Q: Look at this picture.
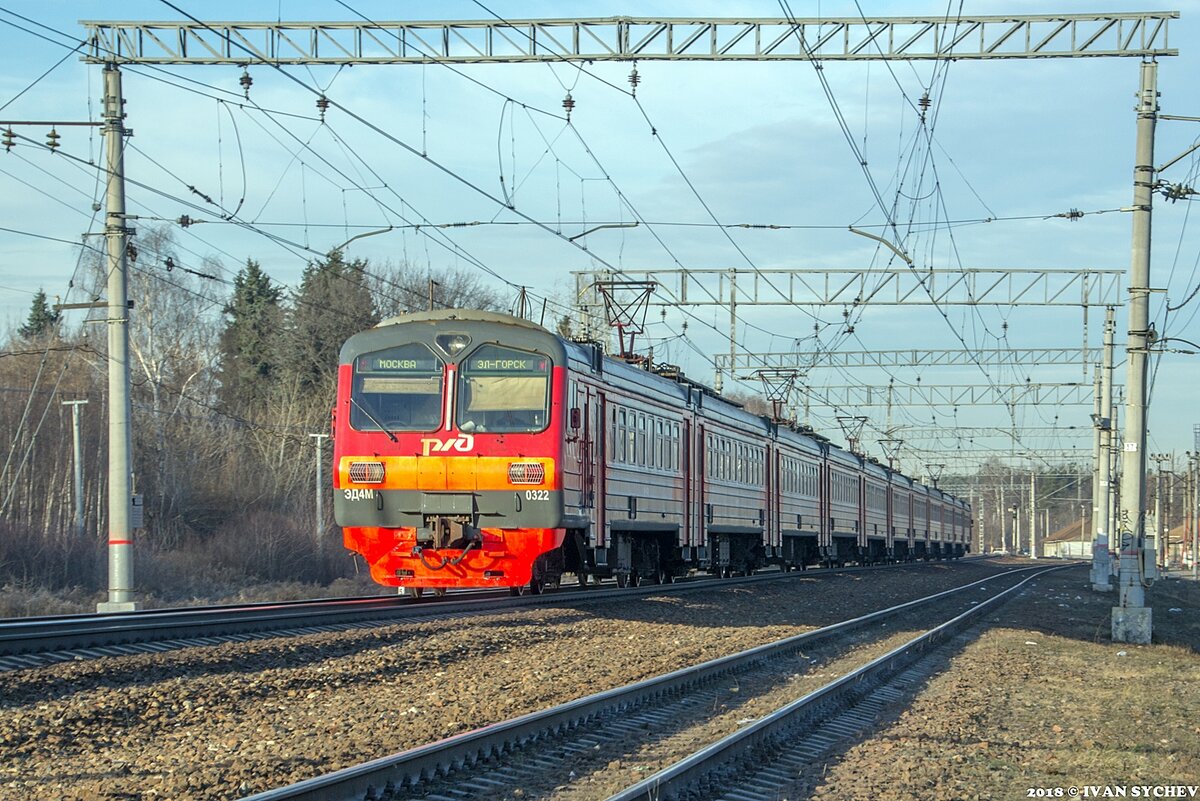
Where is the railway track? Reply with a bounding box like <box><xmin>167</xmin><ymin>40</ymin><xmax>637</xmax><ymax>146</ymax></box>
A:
<box><xmin>0</xmin><ymin>557</ymin><xmax>990</xmax><ymax>672</ymax></box>
<box><xmin>239</xmin><ymin>564</ymin><xmax>1060</xmax><ymax>801</ymax></box>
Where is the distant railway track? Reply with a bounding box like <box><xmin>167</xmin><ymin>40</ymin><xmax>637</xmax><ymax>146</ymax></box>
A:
<box><xmin>0</xmin><ymin>557</ymin><xmax>989</xmax><ymax>672</ymax></box>
<box><xmin>239</xmin><ymin>563</ymin><xmax>1059</xmax><ymax>801</ymax></box>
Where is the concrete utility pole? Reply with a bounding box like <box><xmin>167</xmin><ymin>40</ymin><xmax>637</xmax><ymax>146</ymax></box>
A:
<box><xmin>97</xmin><ymin>64</ymin><xmax>139</xmax><ymax>614</ymax></box>
<box><xmin>1113</xmin><ymin>60</ymin><xmax>1157</xmax><ymax>644</ymax></box>
<box><xmin>1093</xmin><ymin>308</ymin><xmax>1117</xmax><ymax>590</ymax></box>
<box><xmin>1152</xmin><ymin>453</ymin><xmax>1170</xmax><ymax>569</ymax></box>
<box><xmin>1090</xmin><ymin>363</ymin><xmax>1103</xmax><ymax>541</ymax></box>
<box><xmin>1191</xmin><ymin>453</ymin><xmax>1199</xmax><ymax>579</ymax></box>
<box><xmin>62</xmin><ymin>399</ymin><xmax>88</xmax><ymax>540</ymax></box>
<box><xmin>310</xmin><ymin>433</ymin><xmax>329</xmax><ymax>557</ymax></box>
<box><xmin>1029</xmin><ymin>471</ymin><xmax>1037</xmax><ymax>558</ymax></box>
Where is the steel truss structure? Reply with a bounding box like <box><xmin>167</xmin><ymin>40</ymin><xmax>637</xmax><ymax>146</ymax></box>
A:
<box><xmin>803</xmin><ymin>382</ymin><xmax>1095</xmax><ymax>406</ymax></box>
<box><xmin>716</xmin><ymin>347</ymin><xmax>1091</xmax><ymax>373</ymax></box>
<box><xmin>82</xmin><ymin>13</ymin><xmax>1177</xmax><ymax>65</ymax></box>
<box><xmin>895</xmin><ymin>425</ymin><xmax>1093</xmax><ymax>440</ymax></box>
<box><xmin>575</xmin><ymin>268</ymin><xmax>1124</xmax><ymax>309</ymax></box>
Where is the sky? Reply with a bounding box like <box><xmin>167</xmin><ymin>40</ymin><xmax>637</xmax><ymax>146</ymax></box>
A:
<box><xmin>1</xmin><ymin>1</ymin><xmax>1199</xmax><ymax>478</ymax></box>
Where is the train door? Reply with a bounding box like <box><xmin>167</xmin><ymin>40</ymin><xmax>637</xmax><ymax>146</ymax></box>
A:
<box><xmin>579</xmin><ymin>383</ymin><xmax>595</xmax><ymax>512</ymax></box>
<box><xmin>594</xmin><ymin>391</ymin><xmax>607</xmax><ymax>548</ymax></box>
<box><xmin>818</xmin><ymin>458</ymin><xmax>830</xmax><ymax>559</ymax></box>
<box><xmin>768</xmin><ymin>444</ymin><xmax>780</xmax><ymax>553</ymax></box>
<box><xmin>681</xmin><ymin>416</ymin><xmax>693</xmax><ymax>549</ymax></box>
<box><xmin>886</xmin><ymin>483</ymin><xmax>895</xmax><ymax>558</ymax></box>
<box><xmin>858</xmin><ymin>475</ymin><xmax>868</xmax><ymax>550</ymax></box>
<box><xmin>696</xmin><ymin>422</ymin><xmax>707</xmax><ymax>555</ymax></box>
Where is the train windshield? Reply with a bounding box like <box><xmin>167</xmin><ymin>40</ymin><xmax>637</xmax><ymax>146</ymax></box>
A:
<box><xmin>350</xmin><ymin>343</ymin><xmax>444</xmax><ymax>432</ymax></box>
<box><xmin>456</xmin><ymin>344</ymin><xmax>550</xmax><ymax>433</ymax></box>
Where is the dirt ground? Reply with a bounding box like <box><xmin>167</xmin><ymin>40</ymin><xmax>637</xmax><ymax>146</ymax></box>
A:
<box><xmin>803</xmin><ymin>566</ymin><xmax>1200</xmax><ymax>801</ymax></box>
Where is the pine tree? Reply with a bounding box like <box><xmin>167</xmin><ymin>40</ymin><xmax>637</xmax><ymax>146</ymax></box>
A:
<box><xmin>18</xmin><ymin>289</ymin><xmax>60</xmax><ymax>339</ymax></box>
<box><xmin>217</xmin><ymin>260</ymin><xmax>283</xmax><ymax>411</ymax></box>
<box><xmin>282</xmin><ymin>250</ymin><xmax>379</xmax><ymax>392</ymax></box>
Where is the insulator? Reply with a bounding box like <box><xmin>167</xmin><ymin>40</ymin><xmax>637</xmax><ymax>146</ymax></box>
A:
<box><xmin>918</xmin><ymin>92</ymin><xmax>931</xmax><ymax>111</ymax></box>
<box><xmin>562</xmin><ymin>93</ymin><xmax>575</xmax><ymax>119</ymax></box>
<box><xmin>239</xmin><ymin>69</ymin><xmax>253</xmax><ymax>99</ymax></box>
<box><xmin>177</xmin><ymin>214</ymin><xmax>194</xmax><ymax>228</ymax></box>
<box><xmin>126</xmin><ymin>242</ymin><xmax>138</xmax><ymax>263</ymax></box>
<box><xmin>45</xmin><ymin>127</ymin><xmax>61</xmax><ymax>151</ymax></box>
<box><xmin>316</xmin><ymin>94</ymin><xmax>331</xmax><ymax>120</ymax></box>
<box><xmin>2</xmin><ymin>127</ymin><xmax>14</xmax><ymax>152</ymax></box>
<box><xmin>629</xmin><ymin>66</ymin><xmax>640</xmax><ymax>93</ymax></box>
<box><xmin>165</xmin><ymin>256</ymin><xmax>175</xmax><ymax>272</ymax></box>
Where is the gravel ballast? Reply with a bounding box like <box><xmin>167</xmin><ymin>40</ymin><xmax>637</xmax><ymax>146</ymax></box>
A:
<box><xmin>1</xmin><ymin>561</ymin><xmax>1031</xmax><ymax>800</ymax></box>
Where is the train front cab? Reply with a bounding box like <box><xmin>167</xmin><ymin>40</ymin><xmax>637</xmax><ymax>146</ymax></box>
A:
<box><xmin>332</xmin><ymin>312</ymin><xmax>576</xmax><ymax>594</ymax></box>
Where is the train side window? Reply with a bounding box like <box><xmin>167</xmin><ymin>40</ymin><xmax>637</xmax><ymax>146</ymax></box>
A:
<box><xmin>617</xmin><ymin>409</ymin><xmax>627</xmax><ymax>463</ymax></box>
<box><xmin>655</xmin><ymin>419</ymin><xmax>664</xmax><ymax>469</ymax></box>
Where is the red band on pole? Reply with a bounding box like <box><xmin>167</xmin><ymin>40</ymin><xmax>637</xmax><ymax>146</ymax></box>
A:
<box><xmin>108</xmin><ymin>539</ymin><xmax>133</xmax><ymax>545</ymax></box>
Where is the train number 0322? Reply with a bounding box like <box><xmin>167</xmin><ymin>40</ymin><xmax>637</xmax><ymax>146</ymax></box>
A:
<box><xmin>524</xmin><ymin>490</ymin><xmax>550</xmax><ymax>501</ymax></box>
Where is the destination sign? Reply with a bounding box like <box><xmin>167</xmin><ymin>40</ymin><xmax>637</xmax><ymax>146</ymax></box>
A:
<box><xmin>466</xmin><ymin>345</ymin><xmax>549</xmax><ymax>374</ymax></box>
<box><xmin>356</xmin><ymin>343</ymin><xmax>442</xmax><ymax>374</ymax></box>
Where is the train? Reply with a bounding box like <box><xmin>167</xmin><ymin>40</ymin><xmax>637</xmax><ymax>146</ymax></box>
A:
<box><xmin>331</xmin><ymin>310</ymin><xmax>972</xmax><ymax>595</ymax></box>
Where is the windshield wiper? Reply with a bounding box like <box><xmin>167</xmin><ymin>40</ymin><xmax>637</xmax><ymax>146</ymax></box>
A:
<box><xmin>349</xmin><ymin>396</ymin><xmax>398</xmax><ymax>443</ymax></box>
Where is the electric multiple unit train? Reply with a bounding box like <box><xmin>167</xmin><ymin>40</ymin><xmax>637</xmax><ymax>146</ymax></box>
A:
<box><xmin>332</xmin><ymin>310</ymin><xmax>972</xmax><ymax>594</ymax></box>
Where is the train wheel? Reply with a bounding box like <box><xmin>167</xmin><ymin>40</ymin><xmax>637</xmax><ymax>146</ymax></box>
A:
<box><xmin>654</xmin><ymin>566</ymin><xmax>669</xmax><ymax>585</ymax></box>
<box><xmin>412</xmin><ymin>587</ymin><xmax>425</xmax><ymax>599</ymax></box>
<box><xmin>433</xmin><ymin>588</ymin><xmax>447</xmax><ymax>598</ymax></box>
<box><xmin>528</xmin><ymin>576</ymin><xmax>544</xmax><ymax>595</ymax></box>
<box><xmin>628</xmin><ymin>571</ymin><xmax>640</xmax><ymax>588</ymax></box>
<box><xmin>616</xmin><ymin>573</ymin><xmax>628</xmax><ymax>589</ymax></box>
<box><xmin>509</xmin><ymin>585</ymin><xmax>525</xmax><ymax>597</ymax></box>
<box><xmin>576</xmin><ymin>571</ymin><xmax>588</xmax><ymax>590</ymax></box>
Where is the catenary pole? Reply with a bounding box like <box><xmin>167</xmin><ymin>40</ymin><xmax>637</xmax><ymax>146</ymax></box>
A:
<box><xmin>1113</xmin><ymin>60</ymin><xmax>1157</xmax><ymax>643</ymax></box>
<box><xmin>1029</xmin><ymin>471</ymin><xmax>1037</xmax><ymax>558</ymax></box>
<box><xmin>97</xmin><ymin>64</ymin><xmax>139</xmax><ymax>613</ymax></box>
<box><xmin>1192</xmin><ymin>454</ymin><xmax>1199</xmax><ymax>579</ymax></box>
<box><xmin>310</xmin><ymin>433</ymin><xmax>329</xmax><ymax>557</ymax></box>
<box><xmin>1090</xmin><ymin>363</ymin><xmax>1102</xmax><ymax>549</ymax></box>
<box><xmin>62</xmin><ymin>399</ymin><xmax>88</xmax><ymax>540</ymax></box>
<box><xmin>1094</xmin><ymin>308</ymin><xmax>1116</xmax><ymax>590</ymax></box>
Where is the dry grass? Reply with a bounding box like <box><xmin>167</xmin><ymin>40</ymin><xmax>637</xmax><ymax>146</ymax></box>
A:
<box><xmin>807</xmin><ymin>567</ymin><xmax>1200</xmax><ymax>801</ymax></box>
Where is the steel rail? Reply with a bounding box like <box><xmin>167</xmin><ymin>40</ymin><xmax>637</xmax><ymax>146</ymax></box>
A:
<box><xmin>604</xmin><ymin>564</ymin><xmax>1068</xmax><ymax>801</ymax></box>
<box><xmin>0</xmin><ymin>557</ymin><xmax>986</xmax><ymax>669</ymax></box>
<box><xmin>238</xmin><ymin>563</ymin><xmax>1045</xmax><ymax>801</ymax></box>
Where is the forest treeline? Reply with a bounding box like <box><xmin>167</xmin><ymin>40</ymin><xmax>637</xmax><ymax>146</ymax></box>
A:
<box><xmin>0</xmin><ymin>225</ymin><xmax>503</xmax><ymax>602</ymax></box>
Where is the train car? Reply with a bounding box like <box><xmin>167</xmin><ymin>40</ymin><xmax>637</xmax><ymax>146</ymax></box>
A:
<box><xmin>332</xmin><ymin>310</ymin><xmax>972</xmax><ymax>594</ymax></box>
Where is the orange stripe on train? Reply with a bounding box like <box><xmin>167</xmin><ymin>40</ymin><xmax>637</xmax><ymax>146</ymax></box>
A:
<box><xmin>337</xmin><ymin>456</ymin><xmax>557</xmax><ymax>492</ymax></box>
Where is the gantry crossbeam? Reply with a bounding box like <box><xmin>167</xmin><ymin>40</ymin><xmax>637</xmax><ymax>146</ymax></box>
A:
<box><xmin>804</xmin><ymin>382</ymin><xmax>1095</xmax><ymax>406</ymax></box>
<box><xmin>895</xmin><ymin>425</ymin><xmax>1093</xmax><ymax>440</ymax></box>
<box><xmin>717</xmin><ymin>347</ymin><xmax>1090</xmax><ymax>372</ymax></box>
<box><xmin>81</xmin><ymin>13</ymin><xmax>1177</xmax><ymax>65</ymax></box>
<box><xmin>575</xmin><ymin>268</ymin><xmax>1124</xmax><ymax>308</ymax></box>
